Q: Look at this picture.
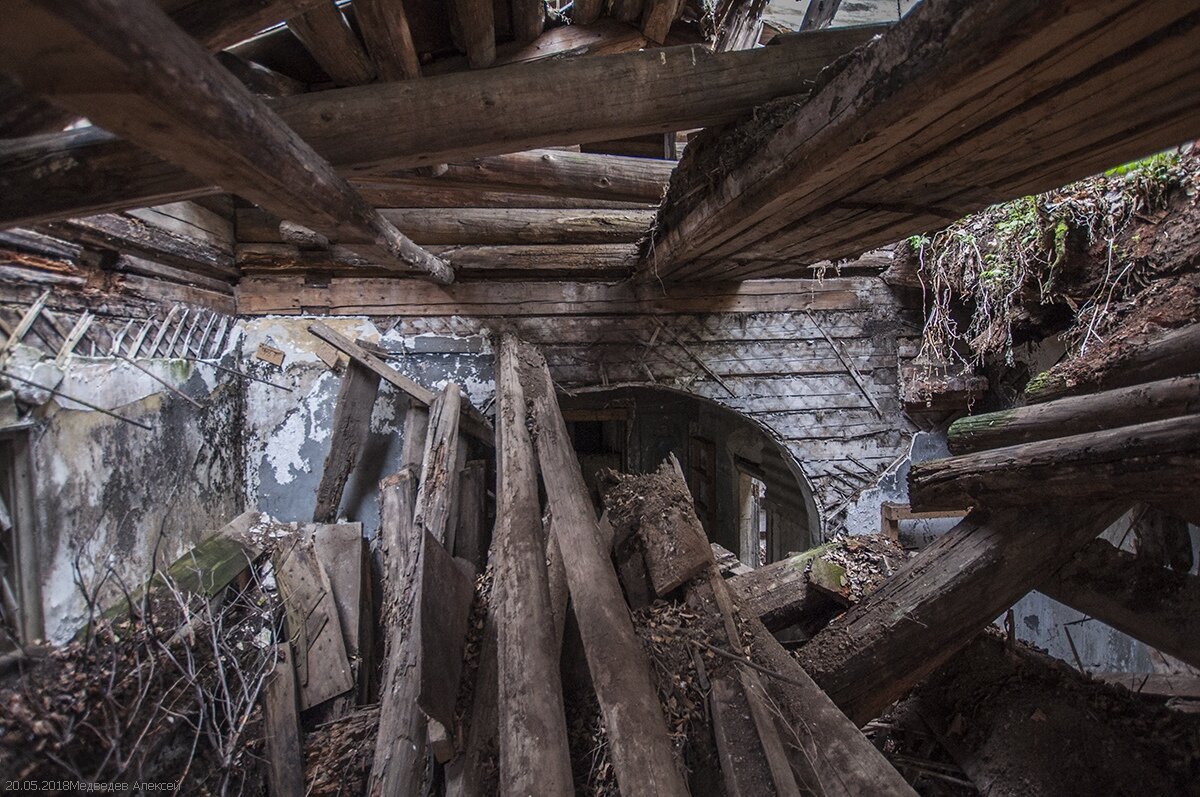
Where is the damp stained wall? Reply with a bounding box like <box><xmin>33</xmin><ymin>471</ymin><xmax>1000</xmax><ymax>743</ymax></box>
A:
<box><xmin>30</xmin><ymin>356</ymin><xmax>245</xmax><ymax>643</ymax></box>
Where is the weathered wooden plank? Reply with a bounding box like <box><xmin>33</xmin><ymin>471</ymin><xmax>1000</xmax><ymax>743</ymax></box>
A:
<box><xmin>451</xmin><ymin>0</ymin><xmax>496</xmax><ymax>68</ymax></box>
<box><xmin>493</xmin><ymin>333</ymin><xmax>573</xmax><ymax>795</ymax></box>
<box><xmin>313</xmin><ymin>361</ymin><xmax>381</xmax><ymax>523</ymax></box>
<box><xmin>909</xmin><ymin>415</ymin><xmax>1200</xmax><ymax>512</ymax></box>
<box><xmin>239</xmin><ymin>276</ymin><xmax>863</xmax><ymax>316</ymax></box>
<box><xmin>1</xmin><ymin>0</ymin><xmax>451</xmax><ymax>282</ymax></box>
<box><xmin>276</xmin><ymin>539</ymin><xmax>354</xmax><ymax>709</ymax></box>
<box><xmin>40</xmin><ymin>213</ymin><xmax>237</xmax><ymax>280</ymax></box>
<box><xmin>0</xmin><ymin>25</ymin><xmax>883</xmax><ymax>228</ymax></box>
<box><xmin>1040</xmin><ymin>539</ymin><xmax>1200</xmax><ymax>669</ymax></box>
<box><xmin>452</xmin><ymin>460</ymin><xmax>488</xmax><ymax>570</ymax></box>
<box><xmin>415</xmin><ymin>530</ymin><xmax>475</xmax><ymax>738</ymax></box>
<box><xmin>287</xmin><ymin>0</ymin><xmax>376</xmax><ymax>86</ymax></box>
<box><xmin>521</xmin><ymin>341</ymin><xmax>689</xmax><ymax>797</ymax></box>
<box><xmin>796</xmin><ymin>503</ymin><xmax>1129</xmax><ymax>726</ymax></box>
<box><xmin>308</xmin><ymin>522</ymin><xmax>372</xmax><ymax>706</ymax></box>
<box><xmin>647</xmin><ymin>0</ymin><xmax>1200</xmax><ymax>280</ymax></box>
<box><xmin>263</xmin><ymin>644</ymin><xmax>304</xmax><ymax>797</ymax></box>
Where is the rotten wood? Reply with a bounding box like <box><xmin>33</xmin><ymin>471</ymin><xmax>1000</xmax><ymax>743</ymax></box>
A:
<box><xmin>1</xmin><ymin>0</ymin><xmax>452</xmax><ymax>282</ymax></box>
<box><xmin>313</xmin><ymin>361</ymin><xmax>381</xmax><ymax>523</ymax></box>
<box><xmin>492</xmin><ymin>333</ymin><xmax>573</xmax><ymax>795</ymax></box>
<box><xmin>263</xmin><ymin>644</ymin><xmax>304</xmax><ymax>797</ymax></box>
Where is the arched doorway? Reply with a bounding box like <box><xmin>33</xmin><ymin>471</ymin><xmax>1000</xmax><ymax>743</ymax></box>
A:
<box><xmin>559</xmin><ymin>386</ymin><xmax>819</xmax><ymax>566</ymax></box>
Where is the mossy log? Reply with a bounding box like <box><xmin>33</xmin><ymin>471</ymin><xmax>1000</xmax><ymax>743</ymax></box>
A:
<box><xmin>1024</xmin><ymin>323</ymin><xmax>1200</xmax><ymax>404</ymax></box>
<box><xmin>911</xmin><ymin>414</ymin><xmax>1200</xmax><ymax>512</ymax></box>
<box><xmin>948</xmin><ymin>375</ymin><xmax>1200</xmax><ymax>454</ymax></box>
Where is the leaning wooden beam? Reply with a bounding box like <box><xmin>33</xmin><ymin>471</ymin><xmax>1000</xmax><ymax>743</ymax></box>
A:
<box><xmin>727</xmin><ymin>542</ymin><xmax>842</xmax><ymax>631</ymax></box>
<box><xmin>262</xmin><ymin>644</ymin><xmax>305</xmax><ymax>797</ymax></box>
<box><xmin>645</xmin><ymin>0</ymin><xmax>1200</xmax><ymax>281</ymax></box>
<box><xmin>1024</xmin><ymin>323</ymin><xmax>1200</xmax><ymax>405</ymax></box>
<box><xmin>1</xmin><ymin>0</ymin><xmax>452</xmax><ymax>283</ymax></box>
<box><xmin>948</xmin><ymin>375</ymin><xmax>1200</xmax><ymax>454</ymax></box>
<box><xmin>370</xmin><ymin>391</ymin><xmax>461</xmax><ymax>797</ymax></box>
<box><xmin>796</xmin><ymin>503</ymin><xmax>1129</xmax><ymax>726</ymax></box>
<box><xmin>511</xmin><ymin>0</ymin><xmax>546</xmax><ymax>44</ymax></box>
<box><xmin>313</xmin><ymin>361</ymin><xmax>381</xmax><ymax>523</ymax></box>
<box><xmin>1040</xmin><ymin>539</ymin><xmax>1200</xmax><ymax>670</ymax></box>
<box><xmin>286</xmin><ymin>0</ymin><xmax>377</xmax><ymax>86</ymax></box>
<box><xmin>909</xmin><ymin>415</ymin><xmax>1200</xmax><ymax>512</ymax></box>
<box><xmin>493</xmin><ymin>334</ymin><xmax>573</xmax><ymax>794</ymax></box>
<box><xmin>0</xmin><ymin>25</ymin><xmax>884</xmax><ymax>228</ymax></box>
<box><xmin>520</xmin><ymin>343</ymin><xmax>689</xmax><ymax>797</ymax></box>
<box><xmin>306</xmin><ymin>321</ymin><xmax>494</xmax><ymax>444</ymax></box>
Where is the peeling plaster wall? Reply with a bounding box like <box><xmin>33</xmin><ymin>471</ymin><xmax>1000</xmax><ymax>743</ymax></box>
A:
<box><xmin>30</xmin><ymin>357</ymin><xmax>245</xmax><ymax>643</ymax></box>
<box><xmin>238</xmin><ymin>317</ymin><xmax>493</xmax><ymax>540</ymax></box>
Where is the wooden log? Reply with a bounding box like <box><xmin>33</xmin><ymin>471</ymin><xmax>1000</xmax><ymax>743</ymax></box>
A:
<box><xmin>1040</xmin><ymin>539</ymin><xmax>1200</xmax><ymax>669</ymax></box>
<box><xmin>492</xmin><ymin>333</ymin><xmax>574</xmax><ymax>795</ymax></box>
<box><xmin>354</xmin><ymin>0</ymin><xmax>421</xmax><ymax>80</ymax></box>
<box><xmin>306</xmin><ymin>321</ymin><xmax>493</xmax><ymax>444</ymax></box>
<box><xmin>287</xmin><ymin>0</ymin><xmax>377</xmax><ymax>86</ymax></box>
<box><xmin>238</xmin><ymin>207</ymin><xmax>655</xmax><ymax>246</ymax></box>
<box><xmin>214</xmin><ymin>51</ymin><xmax>308</xmax><ymax>97</ymax></box>
<box><xmin>800</xmin><ymin>0</ymin><xmax>842</xmax><ymax>30</ymax></box>
<box><xmin>164</xmin><ymin>0</ymin><xmax>327</xmax><ymax>51</ymax></box>
<box><xmin>1</xmin><ymin>0</ymin><xmax>452</xmax><ymax>283</ymax></box>
<box><xmin>451</xmin><ymin>0</ymin><xmax>496</xmax><ymax>68</ymax></box>
<box><xmin>708</xmin><ymin>673</ymin><xmax>779</xmax><ymax>797</ymax></box>
<box><xmin>624</xmin><ymin>457</ymin><xmax>712</xmax><ymax>596</ymax></box>
<box><xmin>40</xmin><ymin>212</ymin><xmax>238</xmax><ymax>280</ymax></box>
<box><xmin>1024</xmin><ymin>324</ymin><xmax>1200</xmax><ymax>404</ymax></box>
<box><xmin>520</xmin><ymin>342</ymin><xmax>689</xmax><ymax>797</ymax></box>
<box><xmin>795</xmin><ymin>502</ymin><xmax>1129</xmax><ymax>726</ymax></box>
<box><xmin>368</xmin><ymin>469</ymin><xmax>426</xmax><ymax>797</ymax></box>
<box><xmin>237</xmin><ymin>241</ymin><xmax>640</xmax><ymax>279</ymax></box>
<box><xmin>0</xmin><ymin>25</ymin><xmax>883</xmax><ymax>228</ymax></box>
<box><xmin>610</xmin><ymin>0</ymin><xmax>644</xmax><ymax>24</ymax></box>
<box><xmin>572</xmin><ymin>0</ymin><xmax>604</xmax><ymax>25</ymax></box>
<box><xmin>948</xmin><ymin>375</ymin><xmax>1200</xmax><ymax>454</ymax></box>
<box><xmin>646</xmin><ymin>0</ymin><xmax>1200</xmax><ymax>280</ymax></box>
<box><xmin>263</xmin><ymin>643</ymin><xmax>305</xmax><ymax>797</ymax></box>
<box><xmin>642</xmin><ymin>0</ymin><xmax>680</xmax><ymax>44</ymax></box>
<box><xmin>909</xmin><ymin>415</ymin><xmax>1200</xmax><ymax>512</ymax></box>
<box><xmin>511</xmin><ymin>0</ymin><xmax>545</xmax><ymax>44</ymax></box>
<box><xmin>374</xmin><ymin>149</ymin><xmax>674</xmax><ymax>205</ymax></box>
<box><xmin>313</xmin><ymin>361</ymin><xmax>381</xmax><ymax>523</ymax></box>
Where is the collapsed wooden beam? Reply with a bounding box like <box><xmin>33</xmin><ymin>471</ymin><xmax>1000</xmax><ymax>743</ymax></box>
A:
<box><xmin>948</xmin><ymin>375</ymin><xmax>1200</xmax><ymax>454</ymax></box>
<box><xmin>645</xmin><ymin>0</ymin><xmax>1200</xmax><ymax>281</ymax></box>
<box><xmin>1040</xmin><ymin>539</ymin><xmax>1200</xmax><ymax>669</ymax></box>
<box><xmin>306</xmin><ymin>321</ymin><xmax>494</xmax><ymax>444</ymax></box>
<box><xmin>0</xmin><ymin>25</ymin><xmax>884</xmax><ymax>228</ymax></box>
<box><xmin>796</xmin><ymin>503</ymin><xmax>1129</xmax><ymax>726</ymax></box>
<box><xmin>1</xmin><ymin>0</ymin><xmax>452</xmax><ymax>283</ymax></box>
<box><xmin>520</xmin><ymin>342</ymin><xmax>689</xmax><ymax>797</ymax></box>
<box><xmin>493</xmin><ymin>334</ymin><xmax>573</xmax><ymax>794</ymax></box>
<box><xmin>909</xmin><ymin>415</ymin><xmax>1200</xmax><ymax>512</ymax></box>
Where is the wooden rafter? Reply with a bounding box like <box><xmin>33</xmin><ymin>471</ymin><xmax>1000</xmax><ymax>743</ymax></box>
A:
<box><xmin>646</xmin><ymin>0</ymin><xmax>1200</xmax><ymax>282</ymax></box>
<box><xmin>1</xmin><ymin>0</ymin><xmax>452</xmax><ymax>283</ymax></box>
<box><xmin>354</xmin><ymin>0</ymin><xmax>422</xmax><ymax>81</ymax></box>
<box><xmin>0</xmin><ymin>24</ymin><xmax>885</xmax><ymax>229</ymax></box>
<box><xmin>286</xmin><ymin>0</ymin><xmax>376</xmax><ymax>86</ymax></box>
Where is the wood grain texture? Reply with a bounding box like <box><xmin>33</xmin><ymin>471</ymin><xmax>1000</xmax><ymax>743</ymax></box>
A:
<box><xmin>313</xmin><ymin>361</ymin><xmax>381</xmax><ymax>523</ymax></box>
<box><xmin>796</xmin><ymin>503</ymin><xmax>1129</xmax><ymax>726</ymax></box>
<box><xmin>493</xmin><ymin>334</ymin><xmax>573</xmax><ymax>795</ymax></box>
<box><xmin>287</xmin><ymin>0</ymin><xmax>376</xmax><ymax>86</ymax></box>
<box><xmin>648</xmin><ymin>0</ymin><xmax>1200</xmax><ymax>280</ymax></box>
<box><xmin>354</xmin><ymin>0</ymin><xmax>421</xmax><ymax>80</ymax></box>
<box><xmin>0</xmin><ymin>0</ymin><xmax>451</xmax><ymax>281</ymax></box>
<box><xmin>0</xmin><ymin>26</ymin><xmax>881</xmax><ymax>228</ymax></box>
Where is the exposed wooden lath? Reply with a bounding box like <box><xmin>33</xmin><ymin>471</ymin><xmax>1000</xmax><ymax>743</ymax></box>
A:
<box><xmin>645</xmin><ymin>0</ymin><xmax>1200</xmax><ymax>282</ymax></box>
